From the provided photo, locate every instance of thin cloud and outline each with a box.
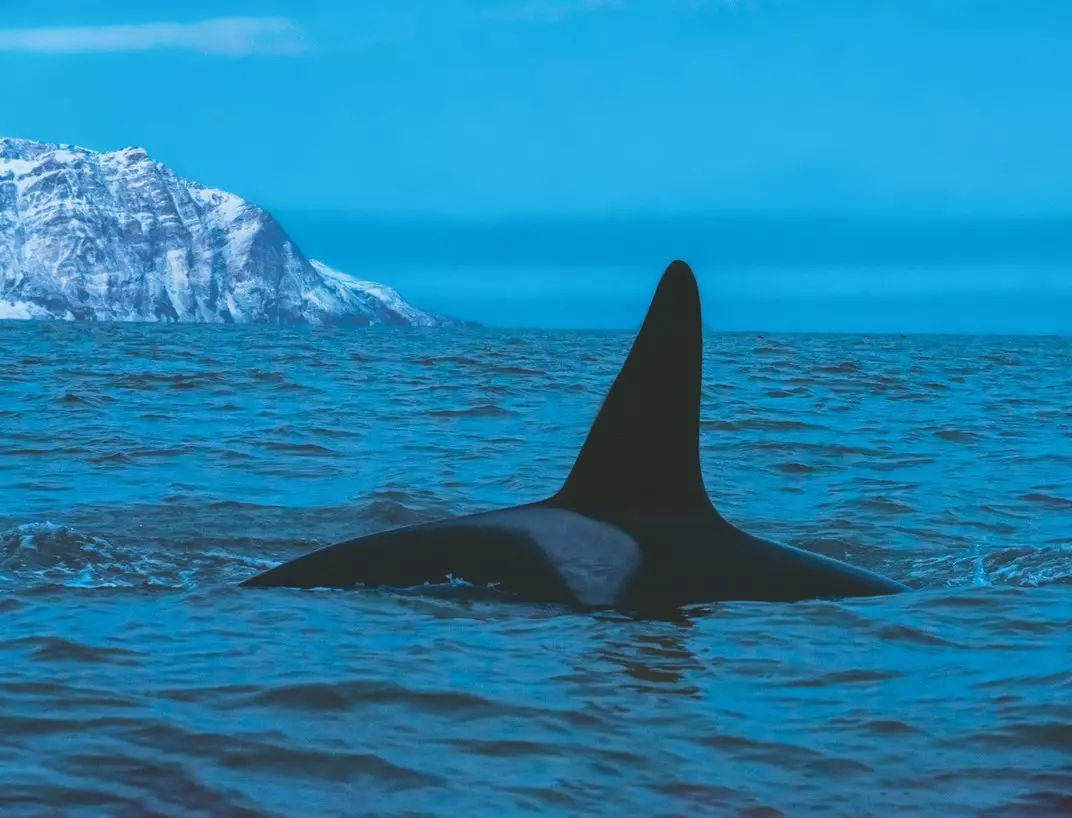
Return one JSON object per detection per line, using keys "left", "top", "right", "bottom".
{"left": 488, "top": 0, "right": 623, "bottom": 24}
{"left": 684, "top": 0, "right": 786, "bottom": 10}
{"left": 0, "top": 17, "right": 309, "bottom": 56}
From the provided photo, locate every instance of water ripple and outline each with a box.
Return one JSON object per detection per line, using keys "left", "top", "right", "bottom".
{"left": 0, "top": 324, "right": 1070, "bottom": 814}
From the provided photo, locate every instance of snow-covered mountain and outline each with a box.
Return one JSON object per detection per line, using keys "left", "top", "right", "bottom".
{"left": 0, "top": 137, "right": 454, "bottom": 326}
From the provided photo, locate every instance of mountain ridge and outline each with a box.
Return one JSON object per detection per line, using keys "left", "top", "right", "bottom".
{"left": 0, "top": 137, "right": 454, "bottom": 326}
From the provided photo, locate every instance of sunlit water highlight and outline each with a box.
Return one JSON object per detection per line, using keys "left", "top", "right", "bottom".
{"left": 2, "top": 322, "right": 1071, "bottom": 815}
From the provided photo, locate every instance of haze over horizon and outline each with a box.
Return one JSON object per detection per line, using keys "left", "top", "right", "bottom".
{"left": 2, "top": 1, "right": 1070, "bottom": 332}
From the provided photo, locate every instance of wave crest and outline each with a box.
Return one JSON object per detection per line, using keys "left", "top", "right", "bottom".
{"left": 0, "top": 522, "right": 277, "bottom": 590}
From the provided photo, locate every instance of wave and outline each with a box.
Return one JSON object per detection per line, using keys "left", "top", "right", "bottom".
{"left": 1021, "top": 493, "right": 1072, "bottom": 510}
{"left": 260, "top": 442, "right": 338, "bottom": 456}
{"left": 0, "top": 522, "right": 276, "bottom": 590}
{"left": 907, "top": 542, "right": 1072, "bottom": 589}
{"left": 702, "top": 419, "right": 827, "bottom": 432}
{"left": 428, "top": 404, "right": 517, "bottom": 418}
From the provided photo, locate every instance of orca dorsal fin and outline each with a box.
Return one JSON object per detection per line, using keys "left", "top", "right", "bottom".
{"left": 550, "top": 260, "right": 714, "bottom": 517}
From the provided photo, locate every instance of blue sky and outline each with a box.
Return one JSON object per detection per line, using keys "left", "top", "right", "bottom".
{"left": 1, "top": 1, "right": 1070, "bottom": 330}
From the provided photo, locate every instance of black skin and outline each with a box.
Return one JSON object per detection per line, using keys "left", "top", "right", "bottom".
{"left": 241, "top": 502, "right": 907, "bottom": 613}
{"left": 609, "top": 512, "right": 906, "bottom": 610}
{"left": 242, "top": 260, "right": 910, "bottom": 611}
{"left": 242, "top": 509, "right": 578, "bottom": 606}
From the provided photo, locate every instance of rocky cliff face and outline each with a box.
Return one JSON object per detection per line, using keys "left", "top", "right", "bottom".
{"left": 0, "top": 137, "right": 451, "bottom": 326}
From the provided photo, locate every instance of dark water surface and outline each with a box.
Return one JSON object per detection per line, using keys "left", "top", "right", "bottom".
{"left": 2, "top": 322, "right": 1071, "bottom": 815}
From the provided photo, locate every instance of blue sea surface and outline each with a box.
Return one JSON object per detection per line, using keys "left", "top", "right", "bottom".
{"left": 2, "top": 321, "right": 1071, "bottom": 815}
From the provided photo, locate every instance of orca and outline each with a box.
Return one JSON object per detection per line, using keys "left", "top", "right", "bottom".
{"left": 241, "top": 260, "right": 907, "bottom": 609}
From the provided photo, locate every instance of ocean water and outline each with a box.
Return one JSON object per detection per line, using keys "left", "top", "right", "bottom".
{"left": 2, "top": 321, "right": 1071, "bottom": 816}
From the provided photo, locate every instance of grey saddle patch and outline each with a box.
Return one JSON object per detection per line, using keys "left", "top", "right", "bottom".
{"left": 468, "top": 507, "right": 641, "bottom": 607}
